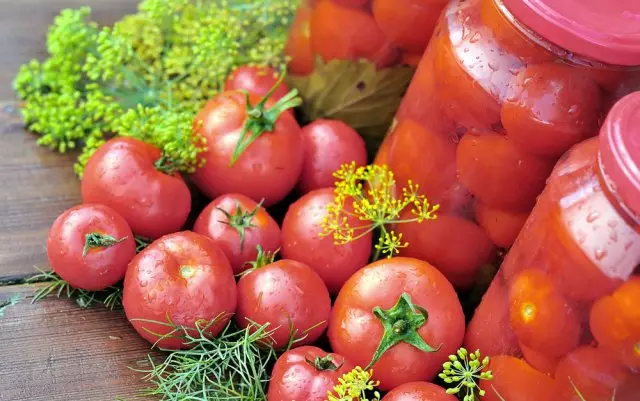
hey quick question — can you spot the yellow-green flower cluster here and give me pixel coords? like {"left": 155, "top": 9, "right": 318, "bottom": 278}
{"left": 439, "top": 348, "right": 494, "bottom": 401}
{"left": 327, "top": 367, "right": 381, "bottom": 401}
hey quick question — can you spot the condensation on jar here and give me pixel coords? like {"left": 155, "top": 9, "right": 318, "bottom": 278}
{"left": 375, "top": 0, "right": 640, "bottom": 289}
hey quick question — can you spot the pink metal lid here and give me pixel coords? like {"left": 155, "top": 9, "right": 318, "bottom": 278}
{"left": 599, "top": 91, "right": 640, "bottom": 218}
{"left": 501, "top": 0, "right": 640, "bottom": 66}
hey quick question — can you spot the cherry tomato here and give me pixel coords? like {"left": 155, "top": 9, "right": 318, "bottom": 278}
{"left": 520, "top": 344, "right": 560, "bottom": 375}
{"left": 331, "top": 0, "right": 369, "bottom": 7}
{"left": 555, "top": 346, "right": 630, "bottom": 401}
{"left": 286, "top": 4, "right": 315, "bottom": 76}
{"left": 193, "top": 193, "right": 281, "bottom": 275}
{"left": 224, "top": 66, "right": 290, "bottom": 101}
{"left": 192, "top": 87, "right": 303, "bottom": 207}
{"left": 483, "top": 356, "right": 560, "bottom": 401}
{"left": 616, "top": 373, "right": 640, "bottom": 401}
{"left": 475, "top": 202, "right": 528, "bottom": 249}
{"left": 401, "top": 52, "right": 423, "bottom": 67}
{"left": 81, "top": 137, "right": 191, "bottom": 239}
{"left": 396, "top": 214, "right": 495, "bottom": 289}
{"left": 281, "top": 188, "right": 372, "bottom": 295}
{"left": 590, "top": 278, "right": 640, "bottom": 370}
{"left": 267, "top": 345, "right": 355, "bottom": 401}
{"left": 457, "top": 133, "right": 554, "bottom": 211}
{"left": 47, "top": 204, "right": 136, "bottom": 291}
{"left": 298, "top": 119, "right": 367, "bottom": 194}
{"left": 381, "top": 381, "right": 457, "bottom": 401}
{"left": 123, "top": 231, "right": 237, "bottom": 349}
{"left": 235, "top": 258, "right": 331, "bottom": 349}
{"left": 508, "top": 269, "right": 582, "bottom": 358}
{"left": 328, "top": 257, "right": 466, "bottom": 391}
{"left": 501, "top": 63, "right": 603, "bottom": 158}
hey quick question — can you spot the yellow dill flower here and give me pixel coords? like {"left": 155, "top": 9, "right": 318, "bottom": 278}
{"left": 327, "top": 366, "right": 381, "bottom": 401}
{"left": 439, "top": 348, "right": 493, "bottom": 401}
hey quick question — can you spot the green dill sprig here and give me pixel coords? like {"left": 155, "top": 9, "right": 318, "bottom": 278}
{"left": 439, "top": 348, "right": 493, "bottom": 401}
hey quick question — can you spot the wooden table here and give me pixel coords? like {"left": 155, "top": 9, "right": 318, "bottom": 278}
{"left": 0, "top": 2, "right": 158, "bottom": 400}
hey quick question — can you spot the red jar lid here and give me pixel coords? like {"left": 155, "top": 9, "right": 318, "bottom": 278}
{"left": 599, "top": 91, "right": 640, "bottom": 218}
{"left": 501, "top": 0, "right": 640, "bottom": 65}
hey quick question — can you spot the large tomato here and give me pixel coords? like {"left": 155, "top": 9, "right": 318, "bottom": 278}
{"left": 47, "top": 204, "right": 136, "bottom": 291}
{"left": 328, "top": 257, "right": 465, "bottom": 391}
{"left": 483, "top": 356, "right": 560, "bottom": 401}
{"left": 281, "top": 188, "right": 372, "bottom": 295}
{"left": 267, "top": 346, "right": 355, "bottom": 401}
{"left": 224, "top": 66, "right": 290, "bottom": 101}
{"left": 81, "top": 137, "right": 191, "bottom": 239}
{"left": 381, "top": 381, "right": 457, "bottom": 401}
{"left": 122, "top": 231, "right": 237, "bottom": 349}
{"left": 193, "top": 193, "right": 281, "bottom": 275}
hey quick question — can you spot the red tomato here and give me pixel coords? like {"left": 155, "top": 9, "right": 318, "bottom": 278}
{"left": 483, "top": 356, "right": 560, "bottom": 401}
{"left": 555, "top": 346, "right": 630, "bottom": 401}
{"left": 382, "top": 381, "right": 457, "bottom": 401}
{"left": 286, "top": 4, "right": 315, "bottom": 76}
{"left": 122, "top": 231, "right": 237, "bottom": 349}
{"left": 191, "top": 88, "right": 303, "bottom": 207}
{"left": 298, "top": 119, "right": 367, "bottom": 194}
{"left": 520, "top": 344, "right": 560, "bottom": 375}
{"left": 396, "top": 214, "right": 495, "bottom": 289}
{"left": 616, "top": 373, "right": 640, "bottom": 401}
{"left": 401, "top": 52, "right": 423, "bottom": 67}
{"left": 235, "top": 258, "right": 331, "bottom": 349}
{"left": 508, "top": 269, "right": 582, "bottom": 358}
{"left": 281, "top": 188, "right": 372, "bottom": 294}
{"left": 456, "top": 133, "right": 554, "bottom": 211}
{"left": 328, "top": 257, "right": 466, "bottom": 391}
{"left": 331, "top": 0, "right": 369, "bottom": 7}
{"left": 47, "top": 204, "right": 135, "bottom": 291}
{"left": 267, "top": 346, "right": 355, "bottom": 401}
{"left": 192, "top": 193, "right": 281, "bottom": 275}
{"left": 501, "top": 63, "right": 603, "bottom": 158}
{"left": 475, "top": 202, "right": 528, "bottom": 248}
{"left": 224, "top": 66, "right": 290, "bottom": 101}
{"left": 81, "top": 137, "right": 191, "bottom": 239}
{"left": 589, "top": 278, "right": 640, "bottom": 370}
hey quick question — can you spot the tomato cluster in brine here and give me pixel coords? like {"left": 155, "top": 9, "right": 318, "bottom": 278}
{"left": 374, "top": 0, "right": 640, "bottom": 289}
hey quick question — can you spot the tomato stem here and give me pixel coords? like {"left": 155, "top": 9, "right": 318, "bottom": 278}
{"left": 229, "top": 71, "right": 302, "bottom": 166}
{"left": 239, "top": 245, "right": 278, "bottom": 277}
{"left": 83, "top": 232, "right": 128, "bottom": 257}
{"left": 365, "top": 292, "right": 440, "bottom": 370}
{"left": 306, "top": 354, "right": 343, "bottom": 372}
{"left": 216, "top": 199, "right": 264, "bottom": 252}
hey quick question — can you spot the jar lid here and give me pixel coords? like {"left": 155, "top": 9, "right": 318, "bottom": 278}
{"left": 501, "top": 0, "right": 640, "bottom": 66}
{"left": 599, "top": 91, "right": 640, "bottom": 218}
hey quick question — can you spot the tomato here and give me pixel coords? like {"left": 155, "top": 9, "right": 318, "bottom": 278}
{"left": 286, "top": 4, "right": 315, "bottom": 76}
{"left": 456, "top": 133, "right": 554, "bottom": 211}
{"left": 122, "top": 231, "right": 237, "bottom": 349}
{"left": 520, "top": 344, "right": 559, "bottom": 375}
{"left": 589, "top": 278, "right": 640, "bottom": 370}
{"left": 475, "top": 202, "right": 528, "bottom": 248}
{"left": 235, "top": 257, "right": 331, "bottom": 349}
{"left": 396, "top": 214, "right": 495, "bottom": 289}
{"left": 401, "top": 52, "right": 423, "bottom": 67}
{"left": 224, "top": 66, "right": 290, "bottom": 101}
{"left": 328, "top": 257, "right": 465, "bottom": 391}
{"left": 555, "top": 346, "right": 630, "bottom": 401}
{"left": 281, "top": 188, "right": 371, "bottom": 294}
{"left": 508, "top": 269, "right": 582, "bottom": 358}
{"left": 192, "top": 86, "right": 303, "bottom": 207}
{"left": 267, "top": 345, "right": 355, "bottom": 401}
{"left": 483, "top": 356, "right": 559, "bottom": 401}
{"left": 81, "top": 137, "right": 191, "bottom": 239}
{"left": 192, "top": 193, "right": 281, "bottom": 275}
{"left": 298, "top": 119, "right": 367, "bottom": 194}
{"left": 381, "top": 381, "right": 457, "bottom": 401}
{"left": 47, "top": 204, "right": 135, "bottom": 291}
{"left": 616, "top": 373, "right": 640, "bottom": 401}
{"left": 331, "top": 0, "right": 369, "bottom": 7}
{"left": 501, "top": 63, "right": 603, "bottom": 158}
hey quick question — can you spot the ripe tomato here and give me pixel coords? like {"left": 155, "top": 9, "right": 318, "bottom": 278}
{"left": 501, "top": 63, "right": 602, "bottom": 158}
{"left": 381, "top": 381, "right": 457, "bottom": 401}
{"left": 328, "top": 257, "right": 465, "bottom": 391}
{"left": 508, "top": 269, "right": 582, "bottom": 358}
{"left": 519, "top": 344, "right": 560, "bottom": 375}
{"left": 475, "top": 202, "right": 528, "bottom": 249}
{"left": 331, "top": 0, "right": 369, "bottom": 7}
{"left": 589, "top": 278, "right": 640, "bottom": 370}
{"left": 192, "top": 85, "right": 303, "bottom": 207}
{"left": 192, "top": 193, "right": 281, "bottom": 275}
{"left": 483, "top": 356, "right": 560, "bottom": 401}
{"left": 47, "top": 204, "right": 136, "bottom": 291}
{"left": 224, "top": 66, "right": 290, "bottom": 101}
{"left": 81, "top": 137, "right": 191, "bottom": 239}
{"left": 286, "top": 4, "right": 314, "bottom": 76}
{"left": 235, "top": 257, "right": 331, "bottom": 349}
{"left": 122, "top": 231, "right": 237, "bottom": 349}
{"left": 281, "top": 188, "right": 372, "bottom": 295}
{"left": 401, "top": 52, "right": 423, "bottom": 68}
{"left": 267, "top": 345, "right": 355, "bottom": 401}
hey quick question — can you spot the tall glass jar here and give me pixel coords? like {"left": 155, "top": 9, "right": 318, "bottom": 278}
{"left": 375, "top": 0, "right": 640, "bottom": 288}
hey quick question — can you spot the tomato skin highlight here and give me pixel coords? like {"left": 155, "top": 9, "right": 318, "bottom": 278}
{"left": 328, "top": 257, "right": 465, "bottom": 391}
{"left": 47, "top": 204, "right": 136, "bottom": 291}
{"left": 381, "top": 381, "right": 458, "bottom": 401}
{"left": 224, "top": 66, "right": 290, "bottom": 101}
{"left": 193, "top": 193, "right": 281, "bottom": 275}
{"left": 235, "top": 259, "right": 331, "bottom": 349}
{"left": 267, "top": 346, "right": 355, "bottom": 401}
{"left": 81, "top": 137, "right": 191, "bottom": 239}
{"left": 192, "top": 90, "right": 303, "bottom": 207}
{"left": 482, "top": 355, "right": 560, "bottom": 401}
{"left": 122, "top": 231, "right": 237, "bottom": 350}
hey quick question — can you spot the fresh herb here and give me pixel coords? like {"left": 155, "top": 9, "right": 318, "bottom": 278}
{"left": 321, "top": 162, "right": 439, "bottom": 260}
{"left": 439, "top": 348, "right": 493, "bottom": 401}
{"left": 82, "top": 232, "right": 128, "bottom": 256}
{"left": 327, "top": 366, "right": 381, "bottom": 401}
{"left": 134, "top": 235, "right": 152, "bottom": 253}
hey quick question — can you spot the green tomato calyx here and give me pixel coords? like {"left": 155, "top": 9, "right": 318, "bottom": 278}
{"left": 217, "top": 199, "right": 264, "bottom": 252}
{"left": 239, "top": 245, "right": 278, "bottom": 277}
{"left": 83, "top": 232, "right": 128, "bottom": 256}
{"left": 307, "top": 354, "right": 343, "bottom": 372}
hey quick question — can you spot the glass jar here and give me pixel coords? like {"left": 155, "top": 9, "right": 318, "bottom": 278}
{"left": 375, "top": 0, "right": 640, "bottom": 288}
{"left": 466, "top": 92, "right": 640, "bottom": 401}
